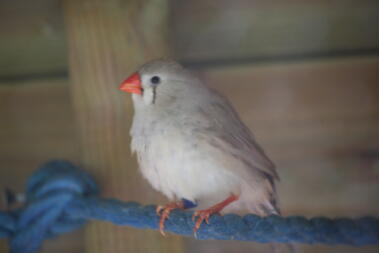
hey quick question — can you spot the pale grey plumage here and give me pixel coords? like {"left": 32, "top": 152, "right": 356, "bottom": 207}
{"left": 128, "top": 59, "right": 296, "bottom": 252}
{"left": 130, "top": 59, "right": 279, "bottom": 215}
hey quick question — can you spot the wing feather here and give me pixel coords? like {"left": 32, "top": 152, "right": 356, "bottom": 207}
{"left": 193, "top": 88, "right": 279, "bottom": 181}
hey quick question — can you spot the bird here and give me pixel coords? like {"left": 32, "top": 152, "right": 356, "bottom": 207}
{"left": 119, "top": 59, "right": 294, "bottom": 251}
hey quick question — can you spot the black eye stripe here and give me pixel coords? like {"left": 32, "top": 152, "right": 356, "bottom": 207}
{"left": 151, "top": 76, "right": 160, "bottom": 84}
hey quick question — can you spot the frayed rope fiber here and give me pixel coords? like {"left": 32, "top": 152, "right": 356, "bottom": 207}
{"left": 1, "top": 161, "right": 378, "bottom": 253}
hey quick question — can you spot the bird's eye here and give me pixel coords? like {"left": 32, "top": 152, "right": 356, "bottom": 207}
{"left": 150, "top": 76, "right": 160, "bottom": 85}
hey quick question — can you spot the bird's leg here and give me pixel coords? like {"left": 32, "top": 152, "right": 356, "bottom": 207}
{"left": 156, "top": 199, "right": 197, "bottom": 236}
{"left": 192, "top": 194, "right": 239, "bottom": 233}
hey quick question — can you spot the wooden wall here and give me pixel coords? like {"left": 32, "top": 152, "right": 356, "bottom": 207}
{"left": 0, "top": 0, "right": 378, "bottom": 253}
{"left": 1, "top": 0, "right": 379, "bottom": 77}
{"left": 1, "top": 57, "right": 378, "bottom": 253}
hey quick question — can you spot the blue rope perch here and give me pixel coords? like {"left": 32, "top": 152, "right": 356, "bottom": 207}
{"left": 1, "top": 161, "right": 379, "bottom": 253}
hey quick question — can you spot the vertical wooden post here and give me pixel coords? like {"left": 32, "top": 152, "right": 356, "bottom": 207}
{"left": 63, "top": 0, "right": 184, "bottom": 252}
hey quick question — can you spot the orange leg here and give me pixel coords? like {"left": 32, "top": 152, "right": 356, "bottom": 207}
{"left": 192, "top": 194, "right": 239, "bottom": 233}
{"left": 156, "top": 201, "right": 185, "bottom": 236}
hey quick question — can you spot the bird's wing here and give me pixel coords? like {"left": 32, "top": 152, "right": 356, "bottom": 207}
{"left": 193, "top": 89, "right": 279, "bottom": 182}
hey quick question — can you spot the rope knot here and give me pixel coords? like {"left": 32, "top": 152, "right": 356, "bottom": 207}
{"left": 11, "top": 160, "right": 98, "bottom": 253}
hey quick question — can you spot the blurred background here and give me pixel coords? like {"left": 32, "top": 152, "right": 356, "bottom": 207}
{"left": 0, "top": 0, "right": 378, "bottom": 252}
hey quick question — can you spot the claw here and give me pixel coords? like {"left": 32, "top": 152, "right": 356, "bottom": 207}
{"left": 191, "top": 194, "right": 239, "bottom": 234}
{"left": 156, "top": 201, "right": 184, "bottom": 236}
{"left": 192, "top": 209, "right": 219, "bottom": 233}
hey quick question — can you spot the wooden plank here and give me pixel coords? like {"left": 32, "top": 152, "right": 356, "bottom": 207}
{"left": 62, "top": 0, "right": 184, "bottom": 253}
{"left": 172, "top": 0, "right": 379, "bottom": 62}
{"left": 0, "top": 79, "right": 83, "bottom": 253}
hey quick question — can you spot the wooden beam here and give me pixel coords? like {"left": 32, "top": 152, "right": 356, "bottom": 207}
{"left": 1, "top": 0, "right": 379, "bottom": 78}
{"left": 62, "top": 0, "right": 183, "bottom": 253}
{"left": 172, "top": 0, "right": 379, "bottom": 62}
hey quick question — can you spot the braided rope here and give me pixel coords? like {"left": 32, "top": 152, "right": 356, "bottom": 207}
{"left": 0, "top": 160, "right": 378, "bottom": 253}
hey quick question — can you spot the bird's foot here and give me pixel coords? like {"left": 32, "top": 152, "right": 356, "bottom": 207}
{"left": 156, "top": 201, "right": 184, "bottom": 236}
{"left": 192, "top": 208, "right": 219, "bottom": 233}
{"left": 192, "top": 194, "right": 239, "bottom": 234}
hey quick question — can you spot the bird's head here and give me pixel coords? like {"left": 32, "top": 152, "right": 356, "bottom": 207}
{"left": 120, "top": 59, "right": 203, "bottom": 110}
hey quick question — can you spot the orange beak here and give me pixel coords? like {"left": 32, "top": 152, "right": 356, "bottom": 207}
{"left": 119, "top": 72, "right": 142, "bottom": 95}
